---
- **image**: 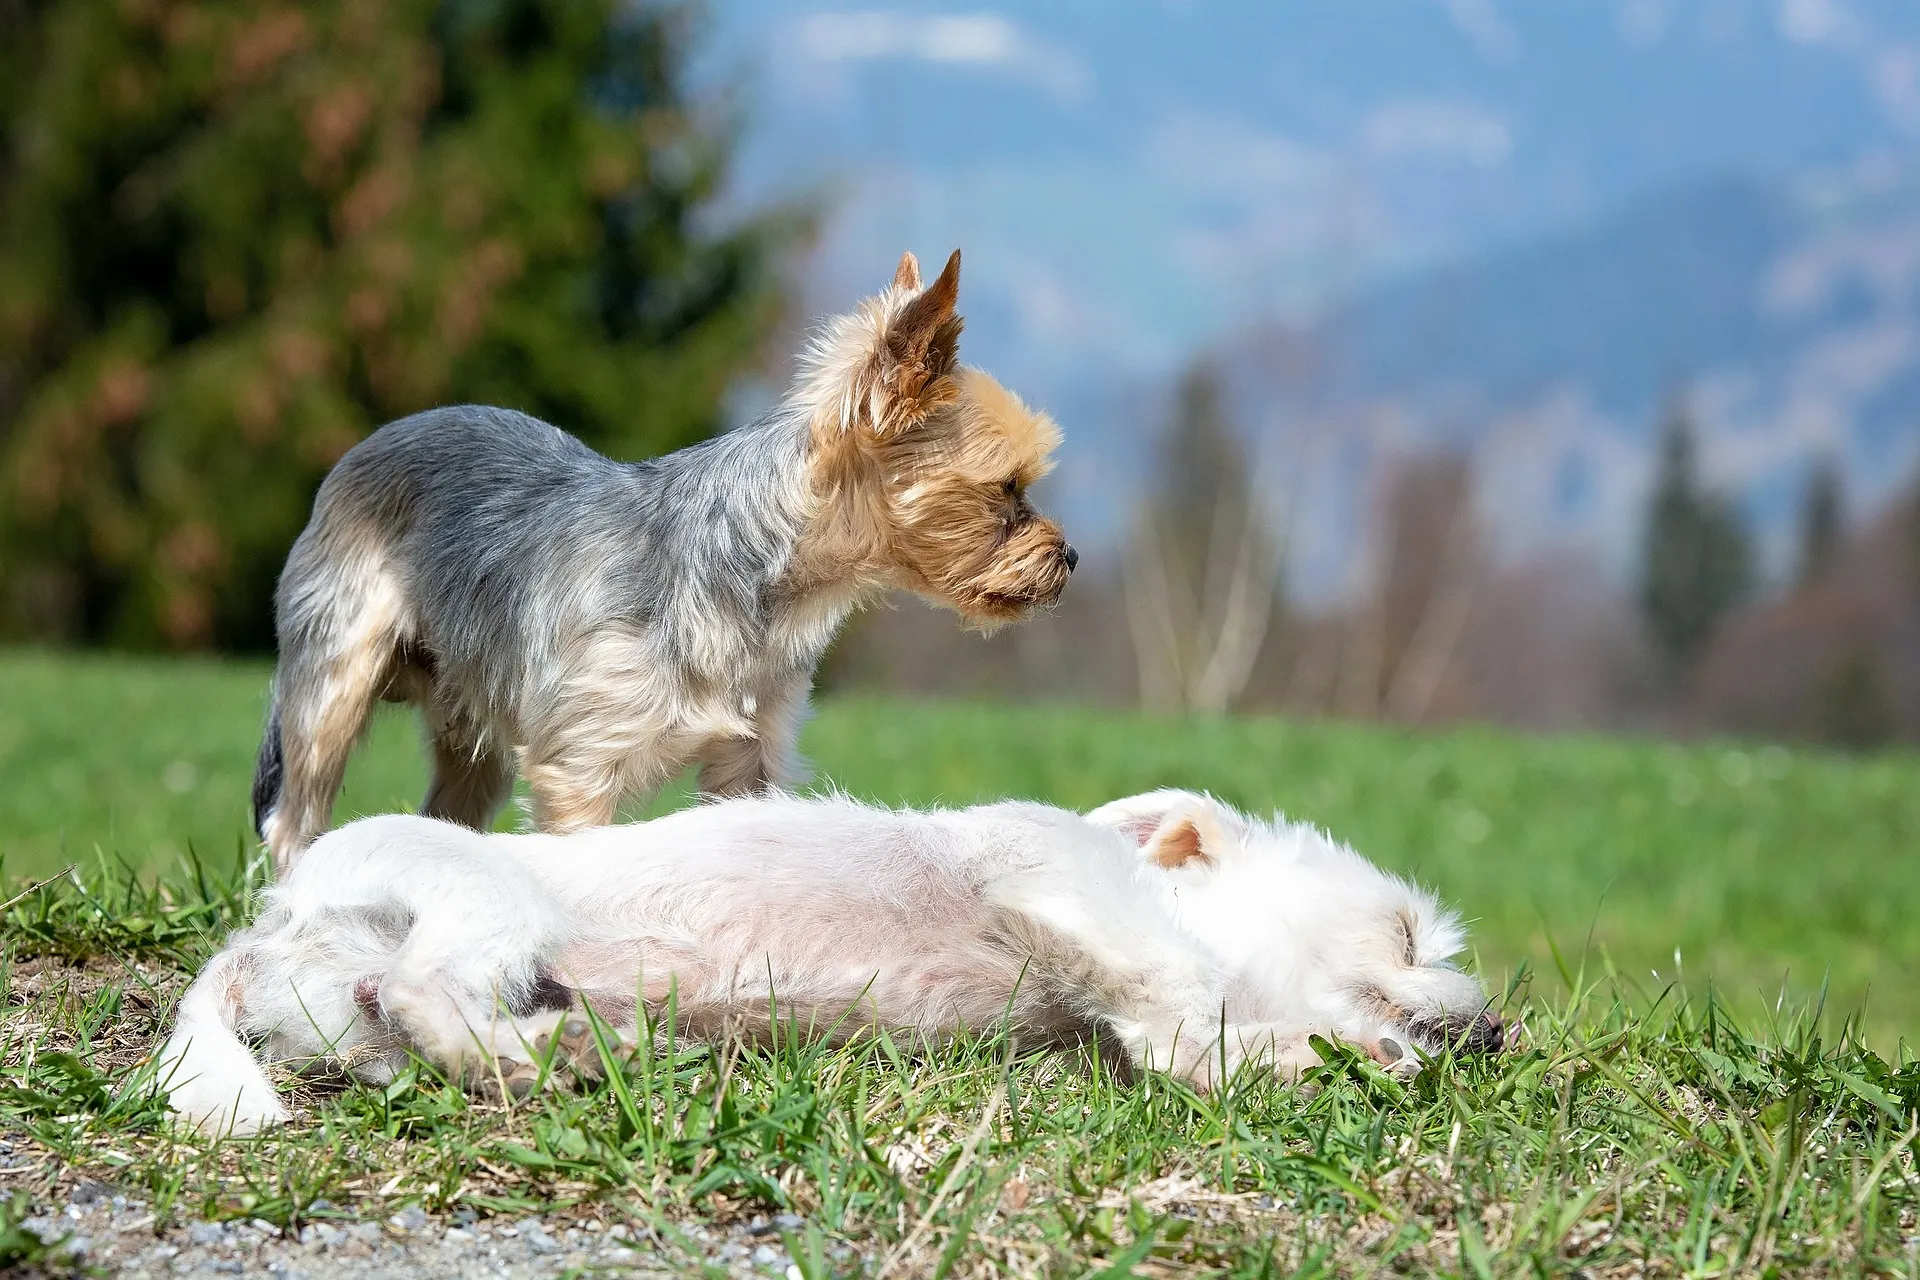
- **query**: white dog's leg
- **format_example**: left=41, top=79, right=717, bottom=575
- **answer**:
left=156, top=951, right=290, bottom=1136
left=990, top=827, right=1233, bottom=1087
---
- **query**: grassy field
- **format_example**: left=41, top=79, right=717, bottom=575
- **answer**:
left=3, top=651, right=1920, bottom=1274
left=3, top=650, right=1917, bottom=1041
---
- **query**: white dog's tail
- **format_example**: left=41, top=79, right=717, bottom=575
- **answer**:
left=156, top=950, right=288, bottom=1135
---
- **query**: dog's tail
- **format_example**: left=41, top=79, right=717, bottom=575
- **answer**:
left=251, top=690, right=285, bottom=841
left=155, top=950, right=289, bottom=1135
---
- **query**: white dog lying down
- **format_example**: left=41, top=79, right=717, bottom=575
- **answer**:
left=158, top=790, right=1501, bottom=1134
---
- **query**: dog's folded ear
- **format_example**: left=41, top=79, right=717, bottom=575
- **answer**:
left=866, top=249, right=964, bottom=436
left=1085, top=789, right=1238, bottom=870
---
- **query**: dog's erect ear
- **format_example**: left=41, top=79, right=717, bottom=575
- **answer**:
left=892, top=251, right=922, bottom=291
left=866, top=249, right=964, bottom=435
left=1086, top=789, right=1236, bottom=870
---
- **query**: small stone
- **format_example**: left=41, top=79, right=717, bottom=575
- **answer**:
left=388, top=1206, right=427, bottom=1232
left=350, top=1221, right=384, bottom=1243
left=752, top=1243, right=783, bottom=1266
left=189, top=1221, right=226, bottom=1245
left=522, top=1223, right=559, bottom=1254
left=71, top=1179, right=110, bottom=1206
left=451, top=1206, right=479, bottom=1227
left=444, top=1228, right=474, bottom=1244
left=251, top=1218, right=282, bottom=1237
left=212, top=1261, right=244, bottom=1275
left=313, top=1224, right=344, bottom=1248
left=772, top=1213, right=804, bottom=1231
left=305, top=1199, right=334, bottom=1215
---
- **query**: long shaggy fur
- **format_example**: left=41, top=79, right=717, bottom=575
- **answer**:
left=254, top=251, right=1074, bottom=870
left=159, top=790, right=1500, bottom=1135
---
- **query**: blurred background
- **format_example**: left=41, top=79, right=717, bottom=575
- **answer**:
left=8, top=0, right=1920, bottom=1042
left=8, top=0, right=1920, bottom=745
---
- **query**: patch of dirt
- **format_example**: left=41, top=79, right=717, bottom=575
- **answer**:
left=5, top=1179, right=840, bottom=1278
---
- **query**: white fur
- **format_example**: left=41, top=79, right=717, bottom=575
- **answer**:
left=158, top=792, right=1494, bottom=1134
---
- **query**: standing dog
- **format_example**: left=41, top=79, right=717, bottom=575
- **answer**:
left=158, top=790, right=1501, bottom=1134
left=254, top=251, right=1074, bottom=871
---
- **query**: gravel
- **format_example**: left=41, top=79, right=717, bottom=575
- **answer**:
left=8, top=1185, right=832, bottom=1279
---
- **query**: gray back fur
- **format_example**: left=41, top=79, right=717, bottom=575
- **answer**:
left=278, top=402, right=819, bottom=726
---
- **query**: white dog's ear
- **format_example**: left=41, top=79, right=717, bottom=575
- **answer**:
left=1086, top=789, right=1238, bottom=870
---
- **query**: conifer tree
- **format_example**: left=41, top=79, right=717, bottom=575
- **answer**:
left=1123, top=363, right=1281, bottom=713
left=0, top=0, right=795, bottom=650
left=1637, top=396, right=1754, bottom=674
left=1795, top=457, right=1844, bottom=589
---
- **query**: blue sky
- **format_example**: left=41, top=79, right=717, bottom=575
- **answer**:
left=697, top=2, right=1920, bottom=586
left=706, top=0, right=1920, bottom=374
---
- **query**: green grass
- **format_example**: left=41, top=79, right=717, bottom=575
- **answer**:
left=3, top=650, right=1920, bottom=1273
left=3, top=650, right=1917, bottom=1042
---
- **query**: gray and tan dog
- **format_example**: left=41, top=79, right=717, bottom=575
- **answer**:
left=255, top=251, right=1075, bottom=872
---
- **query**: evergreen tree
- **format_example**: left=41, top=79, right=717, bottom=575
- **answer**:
left=1795, top=456, right=1844, bottom=589
left=0, top=0, right=797, bottom=650
left=1123, top=362, right=1282, bottom=713
left=1637, top=396, right=1755, bottom=674
left=1145, top=366, right=1252, bottom=603
left=1816, top=648, right=1894, bottom=750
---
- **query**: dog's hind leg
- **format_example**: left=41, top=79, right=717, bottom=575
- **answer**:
left=421, top=701, right=515, bottom=832
left=264, top=554, right=407, bottom=873
left=157, top=950, right=290, bottom=1135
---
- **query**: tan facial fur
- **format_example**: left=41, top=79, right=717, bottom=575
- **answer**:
left=798, top=250, right=1074, bottom=626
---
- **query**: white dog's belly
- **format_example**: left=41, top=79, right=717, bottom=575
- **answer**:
left=554, top=907, right=1068, bottom=1045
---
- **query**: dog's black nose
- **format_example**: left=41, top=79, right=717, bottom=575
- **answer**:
left=1063, top=544, right=1079, bottom=572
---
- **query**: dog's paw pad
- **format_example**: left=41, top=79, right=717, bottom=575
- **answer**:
left=559, top=1021, right=609, bottom=1078
left=503, top=1064, right=540, bottom=1099
left=474, top=1059, right=542, bottom=1103
left=1363, top=1037, right=1422, bottom=1078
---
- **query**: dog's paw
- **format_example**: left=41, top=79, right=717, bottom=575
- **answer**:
left=170, top=1083, right=291, bottom=1136
left=471, top=1057, right=544, bottom=1103
left=535, top=1018, right=609, bottom=1085
left=1363, top=1036, right=1423, bottom=1080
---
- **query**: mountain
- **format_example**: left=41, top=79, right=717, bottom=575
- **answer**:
left=1202, top=160, right=1920, bottom=599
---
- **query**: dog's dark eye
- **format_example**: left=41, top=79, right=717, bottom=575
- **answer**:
left=1002, top=477, right=1019, bottom=497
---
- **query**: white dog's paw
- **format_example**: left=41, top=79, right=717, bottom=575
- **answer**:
left=169, top=1079, right=290, bottom=1136
left=1362, top=1036, right=1423, bottom=1080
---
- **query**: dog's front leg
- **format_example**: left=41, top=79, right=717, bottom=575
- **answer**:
left=523, top=734, right=684, bottom=832
left=695, top=674, right=810, bottom=797
left=994, top=858, right=1231, bottom=1089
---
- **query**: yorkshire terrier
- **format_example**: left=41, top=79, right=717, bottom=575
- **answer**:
left=253, top=251, right=1075, bottom=871
left=160, top=789, right=1500, bottom=1133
